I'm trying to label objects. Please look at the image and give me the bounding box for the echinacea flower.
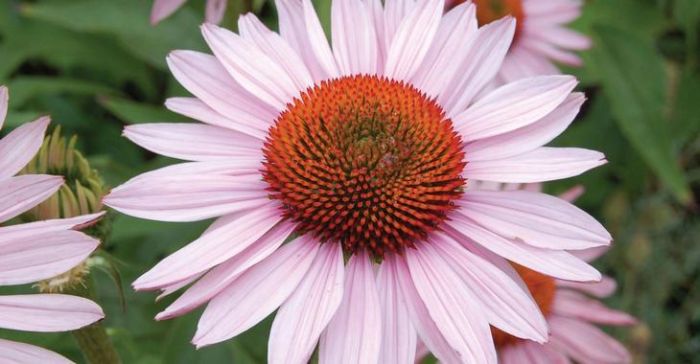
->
[151,0,227,25]
[447,0,591,82]
[105,1,610,363]
[0,86,105,363]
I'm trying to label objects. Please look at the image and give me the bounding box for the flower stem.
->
[67,282,121,364]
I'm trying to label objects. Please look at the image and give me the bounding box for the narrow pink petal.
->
[301,0,340,78]
[445,219,601,282]
[0,230,99,285]
[367,0,386,71]
[382,0,415,47]
[0,85,7,130]
[238,14,314,91]
[201,24,300,111]
[0,175,62,224]
[268,242,345,364]
[156,220,296,319]
[0,212,104,242]
[454,75,576,142]
[521,37,584,66]
[156,273,202,301]
[549,316,631,364]
[520,341,571,364]
[530,26,591,51]
[459,189,611,250]
[557,275,617,298]
[376,257,417,364]
[331,0,379,75]
[0,294,103,332]
[383,0,443,81]
[0,339,71,364]
[166,51,277,130]
[405,243,497,363]
[165,97,267,140]
[124,123,261,162]
[104,164,268,222]
[0,116,50,179]
[440,17,515,116]
[205,0,227,24]
[150,0,186,25]
[431,232,548,342]
[467,93,585,161]
[558,184,585,202]
[571,245,610,263]
[319,251,381,364]
[499,44,561,82]
[391,255,462,363]
[464,147,607,183]
[193,235,319,347]
[553,290,637,326]
[132,204,283,290]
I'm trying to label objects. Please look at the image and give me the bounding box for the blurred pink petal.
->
[150,0,187,25]
[0,339,72,364]
[205,0,228,24]
[549,316,631,364]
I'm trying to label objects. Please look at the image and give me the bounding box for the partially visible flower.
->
[0,86,104,363]
[151,0,228,25]
[448,0,591,82]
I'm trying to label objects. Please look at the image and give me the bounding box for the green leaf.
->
[7,76,118,107]
[670,70,700,146]
[99,96,189,124]
[590,25,693,204]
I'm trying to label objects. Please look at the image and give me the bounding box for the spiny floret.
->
[263,75,465,258]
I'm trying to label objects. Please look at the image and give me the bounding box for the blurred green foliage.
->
[0,0,698,362]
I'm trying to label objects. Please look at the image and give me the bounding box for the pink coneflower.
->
[0,86,104,363]
[447,0,591,82]
[106,1,610,362]
[151,0,228,25]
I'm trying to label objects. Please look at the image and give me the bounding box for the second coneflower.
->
[106,1,609,363]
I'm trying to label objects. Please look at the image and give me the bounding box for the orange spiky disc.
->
[263,75,466,258]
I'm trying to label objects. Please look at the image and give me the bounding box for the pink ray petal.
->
[0,212,105,242]
[553,290,637,326]
[205,0,228,24]
[0,175,62,224]
[0,86,7,130]
[331,0,379,75]
[549,316,631,364]
[556,275,617,298]
[300,0,340,78]
[150,0,186,24]
[377,256,417,364]
[0,117,50,179]
[0,294,103,332]
[0,338,72,364]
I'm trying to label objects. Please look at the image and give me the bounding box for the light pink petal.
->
[331,0,379,75]
[0,116,50,179]
[382,0,416,52]
[411,2,478,98]
[502,341,571,364]
[392,255,462,364]
[156,220,296,319]
[553,290,637,326]
[166,50,277,132]
[104,164,268,222]
[165,97,267,140]
[0,212,104,242]
[193,235,320,347]
[549,316,631,364]
[454,75,576,142]
[156,273,202,301]
[300,0,340,78]
[275,0,331,81]
[558,184,585,202]
[367,0,386,71]
[383,0,443,81]
[557,275,617,298]
[238,13,314,91]
[201,24,300,111]
[440,17,515,116]
[521,37,584,67]
[268,242,345,364]
[123,123,262,162]
[0,230,99,285]
[464,147,607,183]
[0,175,62,224]
[0,294,103,332]
[376,256,417,364]
[499,44,561,82]
[405,243,497,363]
[530,26,591,51]
[0,86,7,130]
[459,189,611,250]
[431,232,548,342]
[524,0,582,25]
[132,204,283,290]
[445,219,601,282]
[150,0,186,24]
[205,0,227,24]
[319,251,381,364]
[0,339,71,364]
[467,93,585,161]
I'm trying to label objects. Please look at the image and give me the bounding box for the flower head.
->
[106,1,610,363]
[0,86,104,363]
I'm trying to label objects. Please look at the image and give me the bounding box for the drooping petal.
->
[0,212,104,242]
[132,204,283,290]
[0,294,103,332]
[268,242,345,364]
[205,0,228,24]
[0,85,7,130]
[331,0,379,75]
[376,256,417,364]
[0,338,72,364]
[165,97,267,140]
[0,230,99,285]
[0,175,63,224]
[556,275,617,298]
[553,290,637,326]
[319,250,381,364]
[123,123,262,162]
[549,316,631,364]
[150,0,186,24]
[0,116,50,179]
[193,235,319,347]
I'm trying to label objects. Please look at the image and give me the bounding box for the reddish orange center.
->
[262,75,465,258]
[492,264,556,348]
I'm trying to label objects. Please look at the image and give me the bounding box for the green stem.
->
[66,283,121,364]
